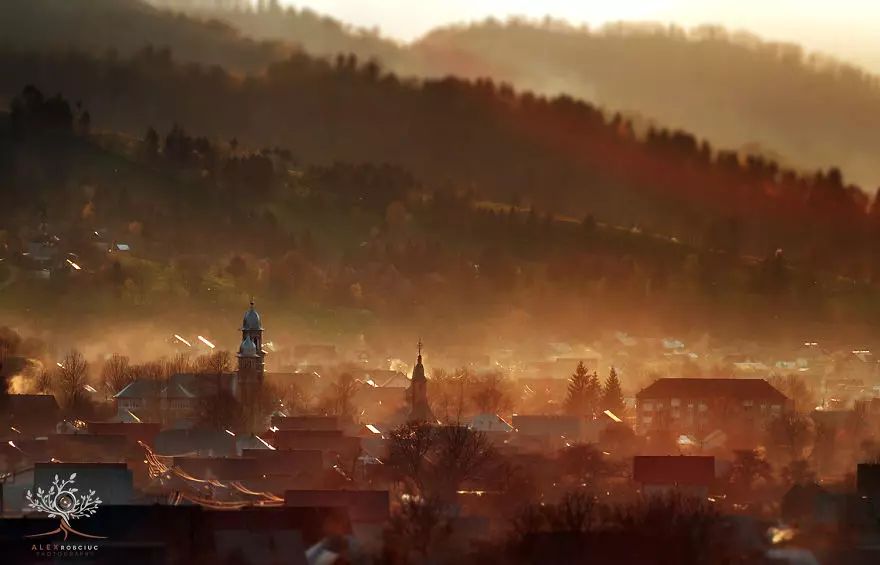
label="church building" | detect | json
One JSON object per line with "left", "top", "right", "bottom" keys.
{"left": 407, "top": 340, "right": 435, "bottom": 423}
{"left": 237, "top": 299, "right": 266, "bottom": 404}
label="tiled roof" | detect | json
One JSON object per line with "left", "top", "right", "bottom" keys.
{"left": 114, "top": 379, "right": 163, "bottom": 399}
{"left": 270, "top": 416, "right": 343, "bottom": 431}
{"left": 636, "top": 378, "right": 787, "bottom": 402}
{"left": 633, "top": 456, "right": 715, "bottom": 485}
{"left": 114, "top": 373, "right": 236, "bottom": 399}
{"left": 7, "top": 393, "right": 60, "bottom": 413}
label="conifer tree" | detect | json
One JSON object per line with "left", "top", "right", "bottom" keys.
{"left": 565, "top": 362, "right": 602, "bottom": 418}
{"left": 601, "top": 367, "right": 626, "bottom": 418}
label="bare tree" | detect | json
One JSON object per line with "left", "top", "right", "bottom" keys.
{"left": 57, "top": 350, "right": 89, "bottom": 411}
{"left": 547, "top": 491, "right": 596, "bottom": 532}
{"left": 195, "top": 390, "right": 243, "bottom": 431}
{"left": 319, "top": 372, "right": 358, "bottom": 419}
{"left": 780, "top": 459, "right": 816, "bottom": 488}
{"left": 382, "top": 495, "right": 451, "bottom": 564}
{"left": 388, "top": 423, "right": 496, "bottom": 500}
{"left": 766, "top": 412, "right": 816, "bottom": 461}
{"left": 194, "top": 350, "right": 233, "bottom": 375}
{"left": 163, "top": 352, "right": 192, "bottom": 377}
{"left": 470, "top": 370, "right": 514, "bottom": 415}
{"left": 100, "top": 354, "right": 133, "bottom": 399}
{"left": 430, "top": 367, "right": 474, "bottom": 423}
{"left": 559, "top": 443, "right": 608, "bottom": 488}
{"left": 34, "top": 369, "right": 54, "bottom": 395}
{"left": 769, "top": 374, "right": 816, "bottom": 413}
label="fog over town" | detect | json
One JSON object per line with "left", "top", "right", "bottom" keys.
{"left": 1, "top": 1, "right": 879, "bottom": 565}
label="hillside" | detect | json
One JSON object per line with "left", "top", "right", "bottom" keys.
{"left": 170, "top": 4, "right": 880, "bottom": 189}
{"left": 0, "top": 0, "right": 291, "bottom": 71}
{"left": 3, "top": 86, "right": 880, "bottom": 354}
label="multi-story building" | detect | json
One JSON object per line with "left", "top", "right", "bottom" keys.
{"left": 635, "top": 378, "right": 788, "bottom": 441}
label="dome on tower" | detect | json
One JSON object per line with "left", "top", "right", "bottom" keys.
{"left": 242, "top": 300, "right": 262, "bottom": 330}
{"left": 239, "top": 335, "right": 258, "bottom": 357}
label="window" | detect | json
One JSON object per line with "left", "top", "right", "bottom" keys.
{"left": 671, "top": 399, "right": 681, "bottom": 407}
{"left": 641, "top": 402, "right": 654, "bottom": 412}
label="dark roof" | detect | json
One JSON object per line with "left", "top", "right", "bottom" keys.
{"left": 174, "top": 457, "right": 261, "bottom": 481}
{"left": 6, "top": 393, "right": 60, "bottom": 414}
{"left": 637, "top": 378, "right": 787, "bottom": 402}
{"left": 154, "top": 429, "right": 237, "bottom": 457}
{"left": 241, "top": 449, "right": 324, "bottom": 476}
{"left": 270, "top": 416, "right": 343, "bottom": 431}
{"left": 115, "top": 373, "right": 236, "bottom": 400}
{"left": 633, "top": 456, "right": 715, "bottom": 485}
{"left": 283, "top": 490, "right": 390, "bottom": 522}
{"left": 512, "top": 415, "right": 582, "bottom": 437}
{"left": 86, "top": 422, "right": 161, "bottom": 446}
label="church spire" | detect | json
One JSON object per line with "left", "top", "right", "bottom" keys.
{"left": 417, "top": 337, "right": 422, "bottom": 364}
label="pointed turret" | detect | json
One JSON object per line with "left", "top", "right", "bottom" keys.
{"left": 408, "top": 338, "right": 434, "bottom": 423}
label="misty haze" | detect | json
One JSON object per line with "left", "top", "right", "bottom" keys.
{"left": 0, "top": 1, "right": 879, "bottom": 565}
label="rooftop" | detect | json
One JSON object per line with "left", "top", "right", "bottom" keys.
{"left": 637, "top": 378, "right": 787, "bottom": 402}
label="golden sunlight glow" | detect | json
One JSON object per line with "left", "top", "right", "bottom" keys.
{"left": 604, "top": 409, "right": 623, "bottom": 423}
{"left": 174, "top": 334, "right": 193, "bottom": 347}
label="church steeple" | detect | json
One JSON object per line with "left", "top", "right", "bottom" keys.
{"left": 237, "top": 298, "right": 265, "bottom": 403}
{"left": 408, "top": 338, "right": 433, "bottom": 423}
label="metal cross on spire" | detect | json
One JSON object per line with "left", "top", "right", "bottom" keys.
{"left": 417, "top": 337, "right": 422, "bottom": 357}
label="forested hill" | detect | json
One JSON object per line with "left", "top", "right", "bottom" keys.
{"left": 155, "top": 2, "right": 880, "bottom": 189}
{"left": 3, "top": 0, "right": 880, "bottom": 271}
{"left": 0, "top": 0, "right": 292, "bottom": 70}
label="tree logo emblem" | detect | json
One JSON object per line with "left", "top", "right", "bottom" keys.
{"left": 25, "top": 473, "right": 106, "bottom": 540}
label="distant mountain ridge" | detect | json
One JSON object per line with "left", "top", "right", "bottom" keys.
{"left": 157, "top": 3, "right": 880, "bottom": 189}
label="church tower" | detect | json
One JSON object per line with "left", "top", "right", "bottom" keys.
{"left": 237, "top": 299, "right": 265, "bottom": 403}
{"left": 408, "top": 339, "right": 434, "bottom": 423}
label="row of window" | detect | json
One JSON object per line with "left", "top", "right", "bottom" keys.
{"left": 640, "top": 399, "right": 780, "bottom": 411}
{"left": 117, "top": 399, "right": 192, "bottom": 410}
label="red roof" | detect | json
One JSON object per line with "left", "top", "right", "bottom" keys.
{"left": 637, "top": 378, "right": 787, "bottom": 402}
{"left": 633, "top": 456, "right": 715, "bottom": 485}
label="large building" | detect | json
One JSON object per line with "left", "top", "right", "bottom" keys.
{"left": 115, "top": 300, "right": 266, "bottom": 424}
{"left": 237, "top": 299, "right": 266, "bottom": 405}
{"left": 635, "top": 378, "right": 788, "bottom": 439}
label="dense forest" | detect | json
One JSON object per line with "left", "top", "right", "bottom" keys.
{"left": 143, "top": 0, "right": 880, "bottom": 189}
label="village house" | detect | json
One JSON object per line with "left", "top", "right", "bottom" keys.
{"left": 635, "top": 378, "right": 789, "bottom": 439}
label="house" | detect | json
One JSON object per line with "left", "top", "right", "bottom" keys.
{"left": 635, "top": 378, "right": 788, "bottom": 436}
{"left": 86, "top": 422, "right": 161, "bottom": 447}
{"left": 114, "top": 372, "right": 237, "bottom": 423}
{"left": 468, "top": 413, "right": 514, "bottom": 433}
{"left": 512, "top": 415, "right": 584, "bottom": 439}
{"left": 271, "top": 416, "right": 344, "bottom": 432}
{"left": 3, "top": 394, "right": 60, "bottom": 435}
{"left": 632, "top": 455, "right": 715, "bottom": 499}
{"left": 153, "top": 428, "right": 238, "bottom": 457}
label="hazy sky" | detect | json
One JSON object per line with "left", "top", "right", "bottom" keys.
{"left": 282, "top": 0, "right": 880, "bottom": 71}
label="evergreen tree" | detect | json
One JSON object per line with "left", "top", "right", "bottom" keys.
{"left": 601, "top": 367, "right": 626, "bottom": 418}
{"left": 565, "top": 362, "right": 601, "bottom": 418}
